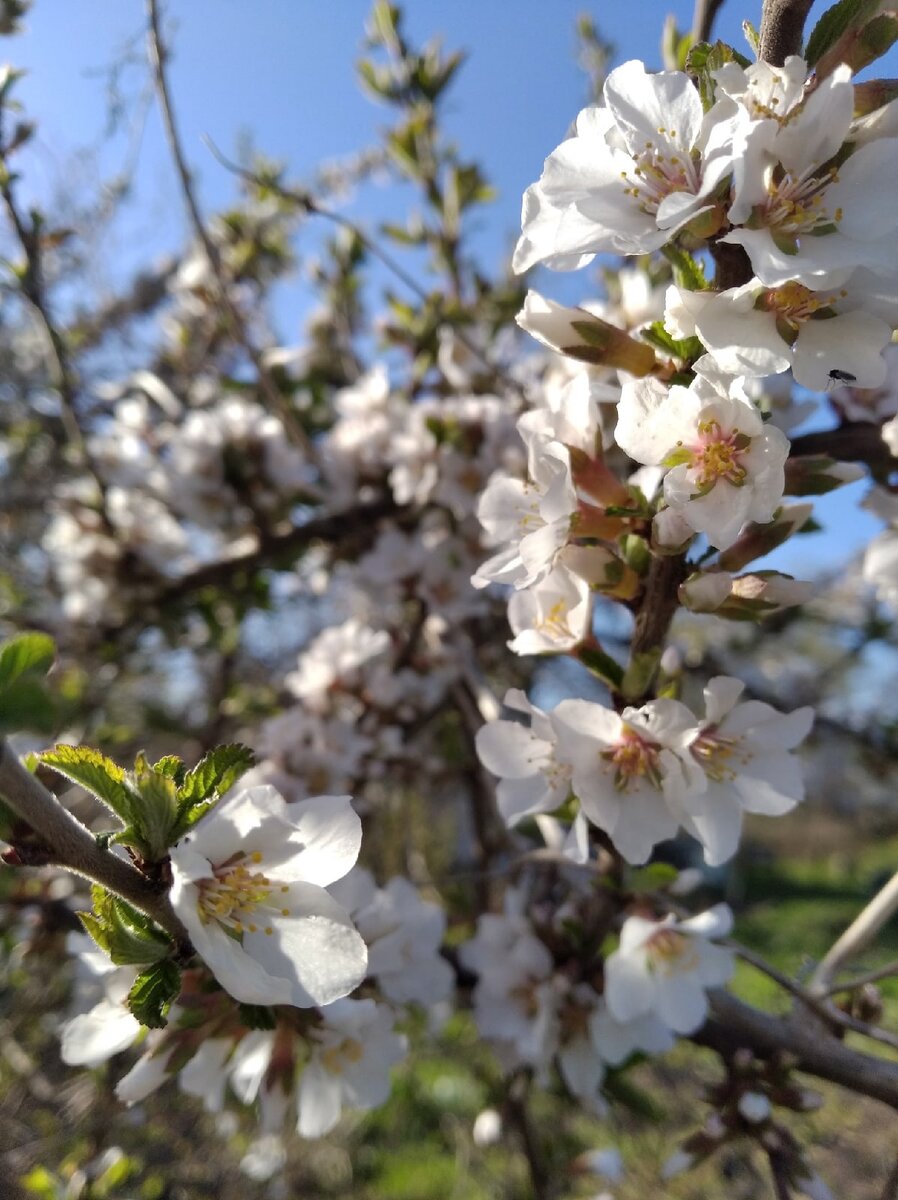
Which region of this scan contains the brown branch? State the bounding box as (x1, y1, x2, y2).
(698, 989, 898, 1110)
(505, 1072, 551, 1200)
(758, 0, 816, 66)
(0, 741, 189, 946)
(145, 0, 314, 459)
(692, 0, 728, 43)
(128, 495, 400, 615)
(768, 1149, 796, 1200)
(0, 129, 114, 530)
(789, 422, 893, 470)
(202, 136, 527, 394)
(627, 551, 689, 688)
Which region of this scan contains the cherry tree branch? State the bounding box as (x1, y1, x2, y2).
(145, 0, 314, 460)
(692, 0, 728, 43)
(0, 741, 189, 947)
(758, 0, 816, 66)
(809, 870, 898, 995)
(699, 989, 898, 1110)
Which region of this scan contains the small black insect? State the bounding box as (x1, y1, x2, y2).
(827, 369, 857, 384)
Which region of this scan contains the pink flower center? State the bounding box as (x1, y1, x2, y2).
(602, 725, 663, 792)
(689, 420, 751, 491)
(691, 727, 750, 781)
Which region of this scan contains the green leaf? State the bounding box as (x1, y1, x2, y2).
(80, 885, 171, 966)
(0, 632, 54, 691)
(39, 744, 135, 821)
(131, 769, 179, 859)
(577, 645, 624, 691)
(629, 862, 680, 892)
(128, 960, 182, 1029)
(179, 743, 255, 807)
(805, 0, 882, 65)
(621, 649, 662, 701)
(662, 245, 708, 292)
(640, 320, 704, 363)
(685, 41, 750, 109)
(152, 754, 185, 782)
(0, 676, 56, 733)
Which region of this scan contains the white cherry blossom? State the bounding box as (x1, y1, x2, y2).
(715, 58, 898, 287)
(169, 785, 368, 1009)
(507, 562, 592, 655)
(604, 905, 735, 1034)
(667, 278, 895, 393)
(681, 676, 814, 866)
(615, 373, 789, 550)
(329, 868, 454, 1007)
(295, 999, 406, 1138)
(550, 696, 704, 864)
(475, 689, 573, 826)
(514, 60, 734, 272)
(472, 436, 577, 590)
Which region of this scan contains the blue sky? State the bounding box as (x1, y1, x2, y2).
(5, 0, 894, 573)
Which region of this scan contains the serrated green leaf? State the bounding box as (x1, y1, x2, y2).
(39, 744, 135, 821)
(152, 754, 185, 782)
(662, 245, 708, 292)
(0, 632, 54, 691)
(131, 769, 179, 859)
(128, 960, 181, 1029)
(805, 0, 882, 65)
(78, 910, 111, 955)
(82, 886, 171, 966)
(179, 743, 255, 807)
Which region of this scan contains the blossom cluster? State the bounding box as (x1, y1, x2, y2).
(477, 677, 813, 865)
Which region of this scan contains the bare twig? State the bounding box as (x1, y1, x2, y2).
(824, 958, 898, 998)
(768, 1150, 795, 1200)
(809, 871, 898, 995)
(146, 0, 314, 460)
(0, 129, 114, 529)
(505, 1072, 551, 1200)
(758, 0, 816, 66)
(202, 136, 526, 393)
(0, 741, 189, 946)
(692, 0, 728, 43)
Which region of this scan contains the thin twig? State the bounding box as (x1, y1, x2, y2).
(202, 135, 526, 392)
(767, 1149, 795, 1200)
(146, 0, 315, 461)
(824, 958, 898, 998)
(809, 870, 898, 995)
(692, 0, 728, 43)
(0, 740, 189, 946)
(505, 1072, 551, 1200)
(0, 129, 114, 529)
